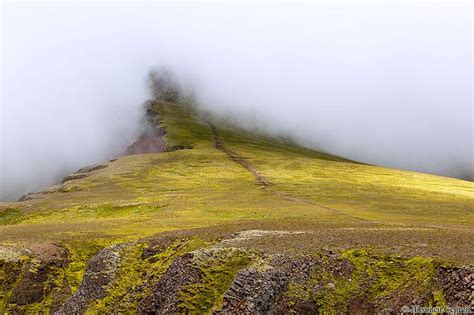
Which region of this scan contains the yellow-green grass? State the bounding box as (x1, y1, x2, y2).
(218, 127, 473, 226)
(0, 100, 472, 262)
(0, 97, 473, 313)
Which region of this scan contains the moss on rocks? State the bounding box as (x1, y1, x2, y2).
(178, 248, 252, 313)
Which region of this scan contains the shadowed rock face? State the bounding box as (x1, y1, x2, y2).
(436, 266, 474, 308)
(2, 99, 473, 314)
(54, 244, 128, 315)
(216, 268, 288, 314)
(123, 129, 167, 156)
(138, 253, 202, 315)
(5, 244, 69, 314)
(122, 108, 167, 156)
(1, 231, 473, 314)
(8, 267, 47, 306)
(61, 163, 110, 184)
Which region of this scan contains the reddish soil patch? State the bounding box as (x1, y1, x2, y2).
(28, 243, 67, 264)
(122, 130, 167, 156)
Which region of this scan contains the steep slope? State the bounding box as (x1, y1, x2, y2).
(0, 100, 473, 313)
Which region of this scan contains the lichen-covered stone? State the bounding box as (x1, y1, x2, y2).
(216, 267, 288, 314)
(138, 253, 202, 314)
(54, 243, 127, 315)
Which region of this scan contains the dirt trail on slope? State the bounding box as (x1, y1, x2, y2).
(208, 123, 272, 187)
(207, 122, 352, 217)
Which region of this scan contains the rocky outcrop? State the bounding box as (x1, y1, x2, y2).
(76, 163, 108, 174)
(123, 128, 167, 156)
(54, 244, 127, 315)
(216, 267, 288, 314)
(5, 244, 69, 314)
(138, 253, 202, 314)
(8, 263, 48, 307)
(61, 173, 89, 184)
(2, 231, 473, 314)
(435, 266, 474, 309)
(62, 162, 110, 184)
(123, 108, 168, 156)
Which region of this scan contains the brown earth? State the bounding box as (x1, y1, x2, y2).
(123, 130, 167, 156)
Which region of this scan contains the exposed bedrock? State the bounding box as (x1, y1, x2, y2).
(54, 243, 128, 315)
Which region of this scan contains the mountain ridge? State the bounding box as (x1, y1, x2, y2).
(0, 99, 473, 313)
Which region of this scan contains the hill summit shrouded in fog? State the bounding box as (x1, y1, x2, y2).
(0, 80, 472, 312)
(1, 2, 473, 313)
(1, 2, 472, 201)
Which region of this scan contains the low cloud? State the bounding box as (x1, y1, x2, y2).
(1, 2, 472, 200)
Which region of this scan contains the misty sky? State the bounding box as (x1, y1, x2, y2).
(1, 2, 472, 201)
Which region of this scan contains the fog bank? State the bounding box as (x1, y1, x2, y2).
(1, 2, 472, 201)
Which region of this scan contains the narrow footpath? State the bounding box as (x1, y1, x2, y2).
(207, 122, 353, 218)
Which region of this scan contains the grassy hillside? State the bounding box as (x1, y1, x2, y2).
(0, 100, 473, 313)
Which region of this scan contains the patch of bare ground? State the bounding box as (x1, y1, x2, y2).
(228, 226, 474, 263)
(123, 131, 167, 155)
(27, 243, 67, 265)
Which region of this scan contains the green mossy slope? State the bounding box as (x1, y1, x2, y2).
(0, 100, 472, 313)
